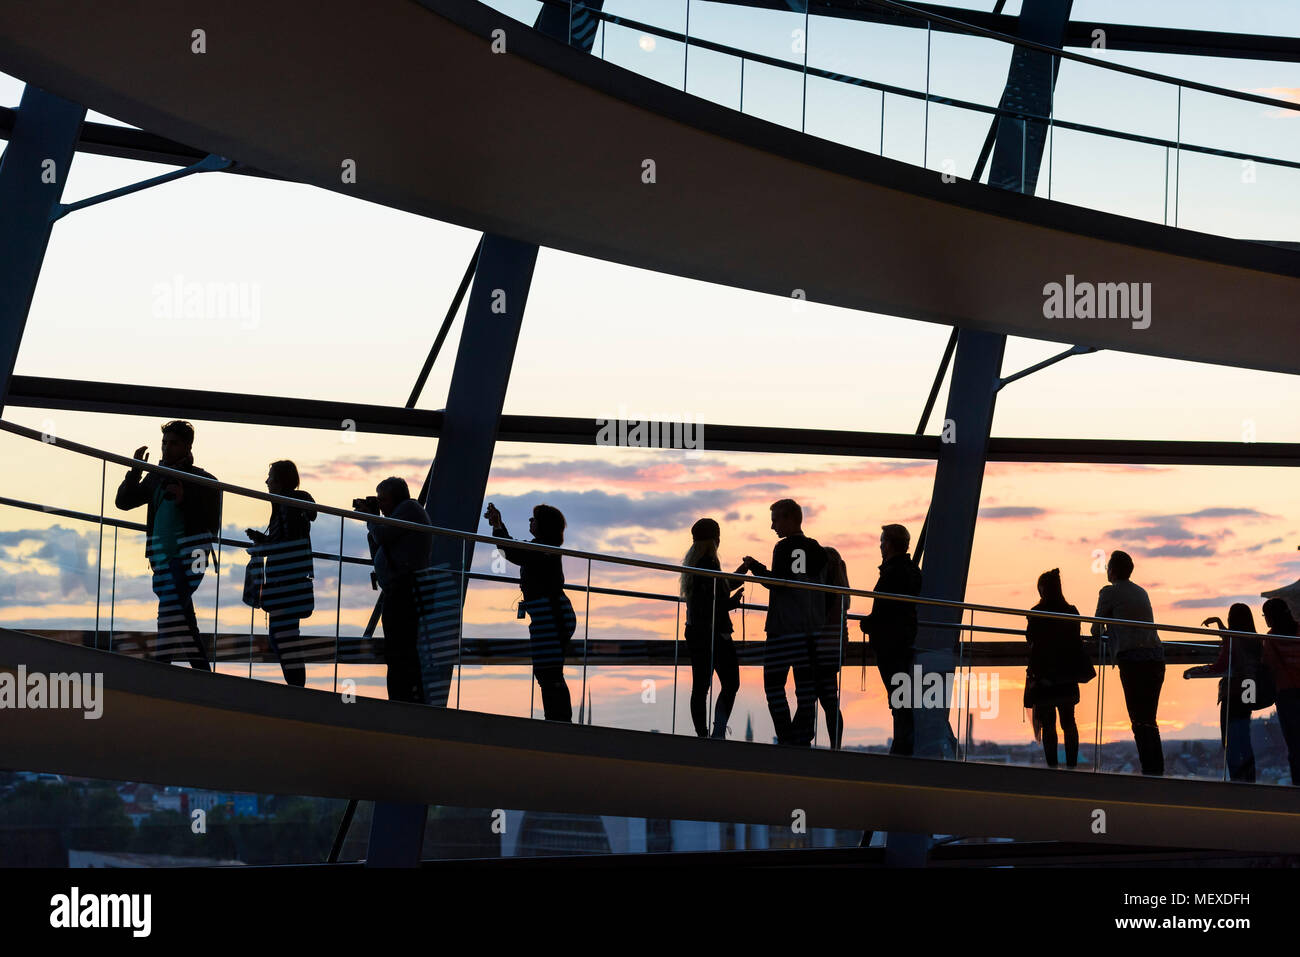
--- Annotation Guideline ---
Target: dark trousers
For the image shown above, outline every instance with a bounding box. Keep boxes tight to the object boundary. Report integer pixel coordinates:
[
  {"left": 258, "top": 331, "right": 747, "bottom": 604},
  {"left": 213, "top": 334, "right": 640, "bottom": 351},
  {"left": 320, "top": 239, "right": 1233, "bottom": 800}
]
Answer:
[
  {"left": 1275, "top": 688, "right": 1300, "bottom": 785},
  {"left": 764, "top": 632, "right": 817, "bottom": 745},
  {"left": 1118, "top": 658, "right": 1165, "bottom": 775},
  {"left": 1033, "top": 703, "right": 1078, "bottom": 767},
  {"left": 684, "top": 626, "right": 740, "bottom": 738},
  {"left": 267, "top": 614, "right": 306, "bottom": 687},
  {"left": 151, "top": 556, "right": 210, "bottom": 670},
  {"left": 527, "top": 597, "right": 577, "bottom": 722},
  {"left": 1220, "top": 678, "right": 1256, "bottom": 782},
  {"left": 381, "top": 585, "right": 423, "bottom": 703},
  {"left": 793, "top": 630, "right": 844, "bottom": 748},
  {"left": 876, "top": 647, "right": 914, "bottom": 756}
]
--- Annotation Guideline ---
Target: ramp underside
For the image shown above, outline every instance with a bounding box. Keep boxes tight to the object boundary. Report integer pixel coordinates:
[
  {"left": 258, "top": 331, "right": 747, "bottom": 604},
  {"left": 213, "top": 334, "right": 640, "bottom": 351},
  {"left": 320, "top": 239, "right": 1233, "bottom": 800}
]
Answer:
[
  {"left": 0, "top": 1, "right": 1296, "bottom": 372},
  {"left": 2, "top": 628, "right": 1297, "bottom": 853}
]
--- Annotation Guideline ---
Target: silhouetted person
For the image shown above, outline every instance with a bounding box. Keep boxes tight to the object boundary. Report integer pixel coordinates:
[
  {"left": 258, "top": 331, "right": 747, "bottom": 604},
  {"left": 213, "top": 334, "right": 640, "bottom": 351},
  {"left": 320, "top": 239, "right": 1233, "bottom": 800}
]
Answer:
[
  {"left": 115, "top": 420, "right": 220, "bottom": 669},
  {"left": 680, "top": 518, "right": 744, "bottom": 739},
  {"left": 859, "top": 524, "right": 922, "bottom": 756},
  {"left": 1262, "top": 598, "right": 1300, "bottom": 785},
  {"left": 1092, "top": 550, "right": 1165, "bottom": 775},
  {"left": 741, "top": 499, "right": 826, "bottom": 746},
  {"left": 1186, "top": 603, "right": 1262, "bottom": 782},
  {"left": 486, "top": 502, "right": 576, "bottom": 722},
  {"left": 246, "top": 460, "right": 316, "bottom": 688},
  {"left": 796, "top": 545, "right": 848, "bottom": 748},
  {"left": 359, "top": 477, "right": 432, "bottom": 703},
  {"left": 1024, "top": 568, "right": 1083, "bottom": 769}
]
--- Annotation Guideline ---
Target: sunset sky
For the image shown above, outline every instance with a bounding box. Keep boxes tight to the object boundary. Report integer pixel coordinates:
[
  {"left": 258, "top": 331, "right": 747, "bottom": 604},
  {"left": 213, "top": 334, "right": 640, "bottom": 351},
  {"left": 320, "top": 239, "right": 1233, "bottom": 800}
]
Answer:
[{"left": 1, "top": 0, "right": 1299, "bottom": 757}]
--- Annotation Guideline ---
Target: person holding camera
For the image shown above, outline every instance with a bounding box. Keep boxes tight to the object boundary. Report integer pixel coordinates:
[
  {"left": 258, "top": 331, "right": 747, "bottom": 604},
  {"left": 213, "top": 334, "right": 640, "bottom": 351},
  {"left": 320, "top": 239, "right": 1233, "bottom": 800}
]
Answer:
[
  {"left": 115, "top": 420, "right": 220, "bottom": 669},
  {"left": 485, "top": 501, "right": 576, "bottom": 722},
  {"left": 356, "top": 477, "right": 432, "bottom": 703}
]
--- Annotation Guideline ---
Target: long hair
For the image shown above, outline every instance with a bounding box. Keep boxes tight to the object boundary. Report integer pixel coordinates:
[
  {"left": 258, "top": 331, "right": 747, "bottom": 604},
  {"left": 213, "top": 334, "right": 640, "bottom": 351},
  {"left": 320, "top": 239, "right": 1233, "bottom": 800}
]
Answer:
[
  {"left": 1227, "top": 603, "right": 1257, "bottom": 633},
  {"left": 1263, "top": 598, "right": 1298, "bottom": 635},
  {"left": 680, "top": 538, "right": 719, "bottom": 601}
]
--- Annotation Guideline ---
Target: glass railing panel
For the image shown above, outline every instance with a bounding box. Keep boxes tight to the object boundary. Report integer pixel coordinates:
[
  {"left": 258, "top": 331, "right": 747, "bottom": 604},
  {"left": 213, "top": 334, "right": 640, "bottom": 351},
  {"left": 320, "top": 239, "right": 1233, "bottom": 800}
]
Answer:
[
  {"left": 923, "top": 101, "right": 997, "bottom": 183},
  {"left": 803, "top": 73, "right": 884, "bottom": 155},
  {"left": 690, "top": 0, "right": 805, "bottom": 129},
  {"left": 683, "top": 43, "right": 743, "bottom": 111},
  {"left": 1053, "top": 57, "right": 1178, "bottom": 146},
  {"left": 457, "top": 566, "right": 532, "bottom": 718},
  {"left": 333, "top": 518, "right": 387, "bottom": 702},
  {"left": 1162, "top": 638, "right": 1229, "bottom": 781},
  {"left": 1044, "top": 126, "right": 1169, "bottom": 223},
  {"left": 600, "top": 2, "right": 687, "bottom": 91},
  {"left": 0, "top": 500, "right": 106, "bottom": 646},
  {"left": 687, "top": 0, "right": 804, "bottom": 70},
  {"left": 1174, "top": 147, "right": 1300, "bottom": 242},
  {"left": 578, "top": 559, "right": 681, "bottom": 734},
  {"left": 925, "top": 30, "right": 1018, "bottom": 179}
]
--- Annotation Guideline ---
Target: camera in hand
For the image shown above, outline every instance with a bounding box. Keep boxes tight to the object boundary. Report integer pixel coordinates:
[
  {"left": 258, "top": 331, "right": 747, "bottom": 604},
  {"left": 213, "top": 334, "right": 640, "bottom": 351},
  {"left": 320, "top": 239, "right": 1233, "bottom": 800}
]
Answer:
[{"left": 352, "top": 496, "right": 380, "bottom": 514}]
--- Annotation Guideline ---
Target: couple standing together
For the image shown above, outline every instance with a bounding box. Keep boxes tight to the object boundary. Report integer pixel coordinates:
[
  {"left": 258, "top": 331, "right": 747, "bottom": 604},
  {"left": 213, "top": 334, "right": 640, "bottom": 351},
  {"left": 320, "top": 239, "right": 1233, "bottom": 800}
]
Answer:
[{"left": 681, "top": 498, "right": 921, "bottom": 750}]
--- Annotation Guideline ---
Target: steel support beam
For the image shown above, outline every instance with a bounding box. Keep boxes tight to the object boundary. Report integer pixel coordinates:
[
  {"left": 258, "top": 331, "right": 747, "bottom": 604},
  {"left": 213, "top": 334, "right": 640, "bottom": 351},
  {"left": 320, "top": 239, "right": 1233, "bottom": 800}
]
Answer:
[
  {"left": 0, "top": 86, "right": 84, "bottom": 414},
  {"left": 891, "top": 0, "right": 1073, "bottom": 868},
  {"left": 367, "top": 0, "right": 585, "bottom": 872},
  {"left": 365, "top": 235, "right": 538, "bottom": 866}
]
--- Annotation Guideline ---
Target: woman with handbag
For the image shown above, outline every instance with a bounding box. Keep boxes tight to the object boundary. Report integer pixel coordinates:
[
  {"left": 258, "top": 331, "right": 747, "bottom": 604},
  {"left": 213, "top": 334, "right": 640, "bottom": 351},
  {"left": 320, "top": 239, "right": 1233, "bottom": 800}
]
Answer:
[
  {"left": 1186, "top": 603, "right": 1263, "bottom": 782},
  {"left": 1024, "top": 568, "right": 1085, "bottom": 769},
  {"left": 484, "top": 501, "right": 576, "bottom": 722},
  {"left": 246, "top": 460, "right": 316, "bottom": 687}
]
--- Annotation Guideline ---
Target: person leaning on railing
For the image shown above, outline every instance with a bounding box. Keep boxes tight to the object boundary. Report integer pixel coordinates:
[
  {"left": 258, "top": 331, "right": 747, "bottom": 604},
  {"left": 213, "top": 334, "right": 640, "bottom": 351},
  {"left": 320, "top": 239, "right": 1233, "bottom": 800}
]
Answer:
[
  {"left": 1091, "top": 550, "right": 1165, "bottom": 776},
  {"left": 356, "top": 477, "right": 432, "bottom": 704},
  {"left": 1185, "top": 603, "right": 1264, "bottom": 783},
  {"left": 114, "top": 419, "right": 220, "bottom": 670}
]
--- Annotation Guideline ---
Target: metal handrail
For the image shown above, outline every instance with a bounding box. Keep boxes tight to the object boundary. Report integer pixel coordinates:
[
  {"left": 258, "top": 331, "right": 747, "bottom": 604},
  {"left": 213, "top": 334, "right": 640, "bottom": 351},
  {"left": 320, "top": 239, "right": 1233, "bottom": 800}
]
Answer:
[
  {"left": 593, "top": 13, "right": 1300, "bottom": 172},
  {"left": 547, "top": 0, "right": 1300, "bottom": 114},
  {"left": 2, "top": 489, "right": 1195, "bottom": 641},
  {"left": 2, "top": 417, "right": 1288, "bottom": 647}
]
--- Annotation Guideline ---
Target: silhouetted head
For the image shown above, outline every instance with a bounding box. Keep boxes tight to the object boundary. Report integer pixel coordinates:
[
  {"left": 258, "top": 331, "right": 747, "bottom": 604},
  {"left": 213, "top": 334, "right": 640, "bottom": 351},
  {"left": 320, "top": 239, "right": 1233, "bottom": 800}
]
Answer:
[
  {"left": 1037, "top": 568, "right": 1066, "bottom": 605},
  {"left": 1227, "top": 602, "right": 1257, "bottom": 633},
  {"left": 159, "top": 420, "right": 194, "bottom": 467},
  {"left": 880, "top": 524, "right": 910, "bottom": 561},
  {"left": 375, "top": 476, "right": 410, "bottom": 517},
  {"left": 531, "top": 504, "right": 566, "bottom": 546},
  {"left": 691, "top": 517, "right": 721, "bottom": 544},
  {"left": 769, "top": 499, "right": 802, "bottom": 538},
  {"left": 267, "top": 460, "right": 299, "bottom": 495},
  {"left": 1263, "top": 598, "right": 1298, "bottom": 635},
  {"left": 681, "top": 518, "right": 721, "bottom": 599},
  {"left": 823, "top": 546, "right": 849, "bottom": 589},
  {"left": 1107, "top": 550, "right": 1134, "bottom": 583}
]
